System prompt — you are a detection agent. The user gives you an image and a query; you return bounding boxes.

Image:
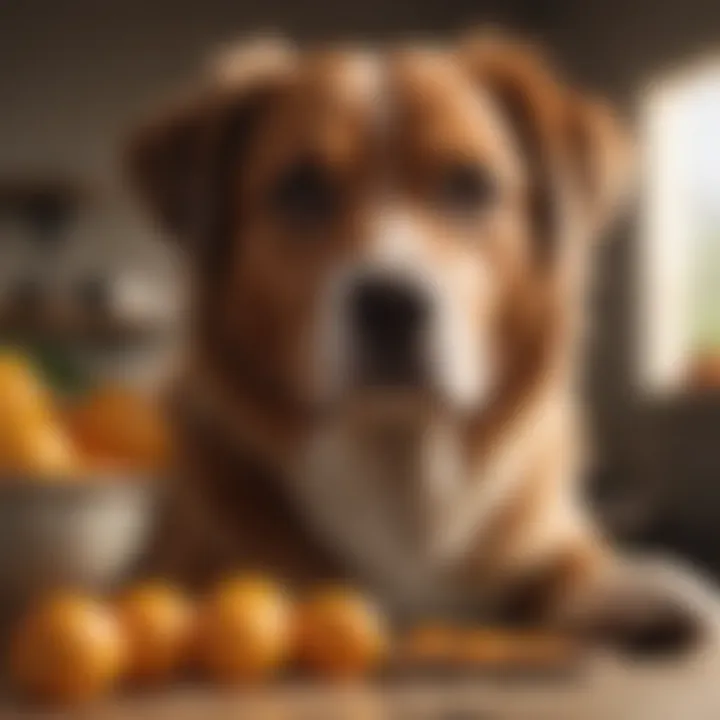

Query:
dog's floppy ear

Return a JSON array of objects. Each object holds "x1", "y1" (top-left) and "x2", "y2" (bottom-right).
[
  {"x1": 126, "y1": 91, "x2": 213, "y2": 240},
  {"x1": 460, "y1": 33, "x2": 633, "y2": 253},
  {"x1": 564, "y1": 92, "x2": 634, "y2": 234},
  {"x1": 125, "y1": 39, "x2": 294, "y2": 246}
]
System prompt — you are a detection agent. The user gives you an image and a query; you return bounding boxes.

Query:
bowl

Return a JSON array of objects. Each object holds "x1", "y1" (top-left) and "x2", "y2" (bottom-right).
[{"x1": 0, "y1": 479, "x2": 158, "y2": 615}]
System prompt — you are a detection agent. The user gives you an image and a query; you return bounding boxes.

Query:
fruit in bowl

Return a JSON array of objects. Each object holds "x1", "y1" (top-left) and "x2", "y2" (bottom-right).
[
  {"x1": 0, "y1": 350, "x2": 163, "y2": 609},
  {"x1": 0, "y1": 349, "x2": 170, "y2": 479},
  {"x1": 65, "y1": 384, "x2": 170, "y2": 475},
  {"x1": 0, "y1": 352, "x2": 79, "y2": 479},
  {"x1": 0, "y1": 418, "x2": 78, "y2": 479},
  {"x1": 0, "y1": 351, "x2": 56, "y2": 425}
]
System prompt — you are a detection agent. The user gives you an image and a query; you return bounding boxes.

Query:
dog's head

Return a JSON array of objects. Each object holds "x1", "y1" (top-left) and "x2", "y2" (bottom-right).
[{"x1": 127, "y1": 34, "x2": 631, "y2": 433}]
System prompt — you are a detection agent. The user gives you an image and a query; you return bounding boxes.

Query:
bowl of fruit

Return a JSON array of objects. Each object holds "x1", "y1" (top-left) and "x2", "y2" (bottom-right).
[{"x1": 0, "y1": 350, "x2": 168, "y2": 614}]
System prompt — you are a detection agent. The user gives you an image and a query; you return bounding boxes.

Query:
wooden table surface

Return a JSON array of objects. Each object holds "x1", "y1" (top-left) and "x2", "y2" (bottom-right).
[{"x1": 4, "y1": 647, "x2": 720, "y2": 720}]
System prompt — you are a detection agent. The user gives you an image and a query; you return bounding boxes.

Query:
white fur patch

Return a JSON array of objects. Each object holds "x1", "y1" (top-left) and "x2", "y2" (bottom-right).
[
  {"x1": 368, "y1": 210, "x2": 429, "y2": 265},
  {"x1": 335, "y1": 52, "x2": 386, "y2": 108},
  {"x1": 294, "y1": 419, "x2": 475, "y2": 616},
  {"x1": 311, "y1": 208, "x2": 494, "y2": 411},
  {"x1": 210, "y1": 36, "x2": 296, "y2": 87},
  {"x1": 433, "y1": 392, "x2": 568, "y2": 561}
]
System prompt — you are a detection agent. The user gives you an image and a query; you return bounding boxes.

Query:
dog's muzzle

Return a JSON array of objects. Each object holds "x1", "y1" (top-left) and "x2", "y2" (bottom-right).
[{"x1": 347, "y1": 274, "x2": 432, "y2": 388}]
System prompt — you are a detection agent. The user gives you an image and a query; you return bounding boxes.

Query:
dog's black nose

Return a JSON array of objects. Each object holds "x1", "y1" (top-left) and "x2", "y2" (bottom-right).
[
  {"x1": 351, "y1": 277, "x2": 428, "y2": 341},
  {"x1": 349, "y1": 276, "x2": 430, "y2": 384}
]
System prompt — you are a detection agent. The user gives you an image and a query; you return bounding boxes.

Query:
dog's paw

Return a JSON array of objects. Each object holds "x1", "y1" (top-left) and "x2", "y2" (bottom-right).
[{"x1": 558, "y1": 556, "x2": 717, "y2": 657}]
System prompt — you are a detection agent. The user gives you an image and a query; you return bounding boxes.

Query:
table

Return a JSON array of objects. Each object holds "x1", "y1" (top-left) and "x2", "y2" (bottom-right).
[{"x1": 3, "y1": 647, "x2": 720, "y2": 720}]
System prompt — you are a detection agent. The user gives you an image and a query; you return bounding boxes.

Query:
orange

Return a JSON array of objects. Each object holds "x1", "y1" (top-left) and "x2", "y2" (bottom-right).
[
  {"x1": 0, "y1": 352, "x2": 79, "y2": 479},
  {"x1": 294, "y1": 587, "x2": 388, "y2": 680},
  {"x1": 65, "y1": 384, "x2": 170, "y2": 472},
  {"x1": 0, "y1": 418, "x2": 78, "y2": 479},
  {"x1": 10, "y1": 592, "x2": 126, "y2": 706},
  {"x1": 194, "y1": 574, "x2": 293, "y2": 685},
  {"x1": 115, "y1": 581, "x2": 194, "y2": 686},
  {"x1": 0, "y1": 351, "x2": 54, "y2": 425}
]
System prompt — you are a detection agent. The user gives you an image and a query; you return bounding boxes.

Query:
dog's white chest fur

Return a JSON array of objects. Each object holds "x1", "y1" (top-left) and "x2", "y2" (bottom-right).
[{"x1": 294, "y1": 416, "x2": 480, "y2": 616}]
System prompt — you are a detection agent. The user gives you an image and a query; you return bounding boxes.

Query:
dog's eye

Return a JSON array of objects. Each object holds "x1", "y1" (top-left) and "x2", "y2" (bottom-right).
[
  {"x1": 271, "y1": 159, "x2": 338, "y2": 228},
  {"x1": 435, "y1": 162, "x2": 498, "y2": 215}
]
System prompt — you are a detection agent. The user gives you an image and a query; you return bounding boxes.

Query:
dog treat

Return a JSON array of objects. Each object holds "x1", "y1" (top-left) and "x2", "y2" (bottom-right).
[
  {"x1": 10, "y1": 591, "x2": 126, "y2": 706},
  {"x1": 294, "y1": 586, "x2": 389, "y2": 680},
  {"x1": 397, "y1": 624, "x2": 460, "y2": 666},
  {"x1": 398, "y1": 625, "x2": 583, "y2": 675},
  {"x1": 193, "y1": 574, "x2": 294, "y2": 685},
  {"x1": 459, "y1": 629, "x2": 582, "y2": 670},
  {"x1": 115, "y1": 581, "x2": 195, "y2": 686}
]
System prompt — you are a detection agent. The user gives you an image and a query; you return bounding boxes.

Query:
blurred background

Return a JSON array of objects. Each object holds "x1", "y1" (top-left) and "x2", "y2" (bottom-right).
[{"x1": 1, "y1": 0, "x2": 720, "y2": 575}]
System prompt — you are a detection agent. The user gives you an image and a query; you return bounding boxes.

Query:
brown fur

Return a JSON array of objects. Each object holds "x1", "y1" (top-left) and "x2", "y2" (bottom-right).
[{"x1": 127, "y1": 33, "x2": 705, "y2": 652}]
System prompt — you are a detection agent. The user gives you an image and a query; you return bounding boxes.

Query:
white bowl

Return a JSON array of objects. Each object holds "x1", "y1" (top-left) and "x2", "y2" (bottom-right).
[{"x1": 0, "y1": 479, "x2": 158, "y2": 614}]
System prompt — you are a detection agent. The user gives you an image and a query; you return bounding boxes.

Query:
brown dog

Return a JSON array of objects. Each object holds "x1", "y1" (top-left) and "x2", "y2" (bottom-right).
[{"x1": 127, "y1": 33, "x2": 712, "y2": 652}]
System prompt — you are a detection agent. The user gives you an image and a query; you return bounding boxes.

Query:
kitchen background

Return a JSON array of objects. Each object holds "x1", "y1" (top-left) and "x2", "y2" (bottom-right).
[{"x1": 2, "y1": 0, "x2": 720, "y2": 572}]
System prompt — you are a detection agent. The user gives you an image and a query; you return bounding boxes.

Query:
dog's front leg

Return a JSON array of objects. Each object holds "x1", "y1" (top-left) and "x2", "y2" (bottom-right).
[{"x1": 511, "y1": 537, "x2": 717, "y2": 656}]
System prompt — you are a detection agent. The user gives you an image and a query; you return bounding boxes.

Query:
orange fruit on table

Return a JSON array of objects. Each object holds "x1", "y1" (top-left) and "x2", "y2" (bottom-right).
[
  {"x1": 194, "y1": 574, "x2": 293, "y2": 685},
  {"x1": 115, "y1": 581, "x2": 195, "y2": 686},
  {"x1": 295, "y1": 587, "x2": 388, "y2": 680},
  {"x1": 10, "y1": 592, "x2": 126, "y2": 706}
]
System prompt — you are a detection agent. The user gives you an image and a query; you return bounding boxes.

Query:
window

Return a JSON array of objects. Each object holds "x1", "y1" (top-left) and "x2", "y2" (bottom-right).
[{"x1": 640, "y1": 62, "x2": 720, "y2": 394}]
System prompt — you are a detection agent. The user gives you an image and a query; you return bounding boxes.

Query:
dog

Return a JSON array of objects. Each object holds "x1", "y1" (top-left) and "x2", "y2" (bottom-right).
[{"x1": 126, "y1": 32, "x2": 715, "y2": 652}]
